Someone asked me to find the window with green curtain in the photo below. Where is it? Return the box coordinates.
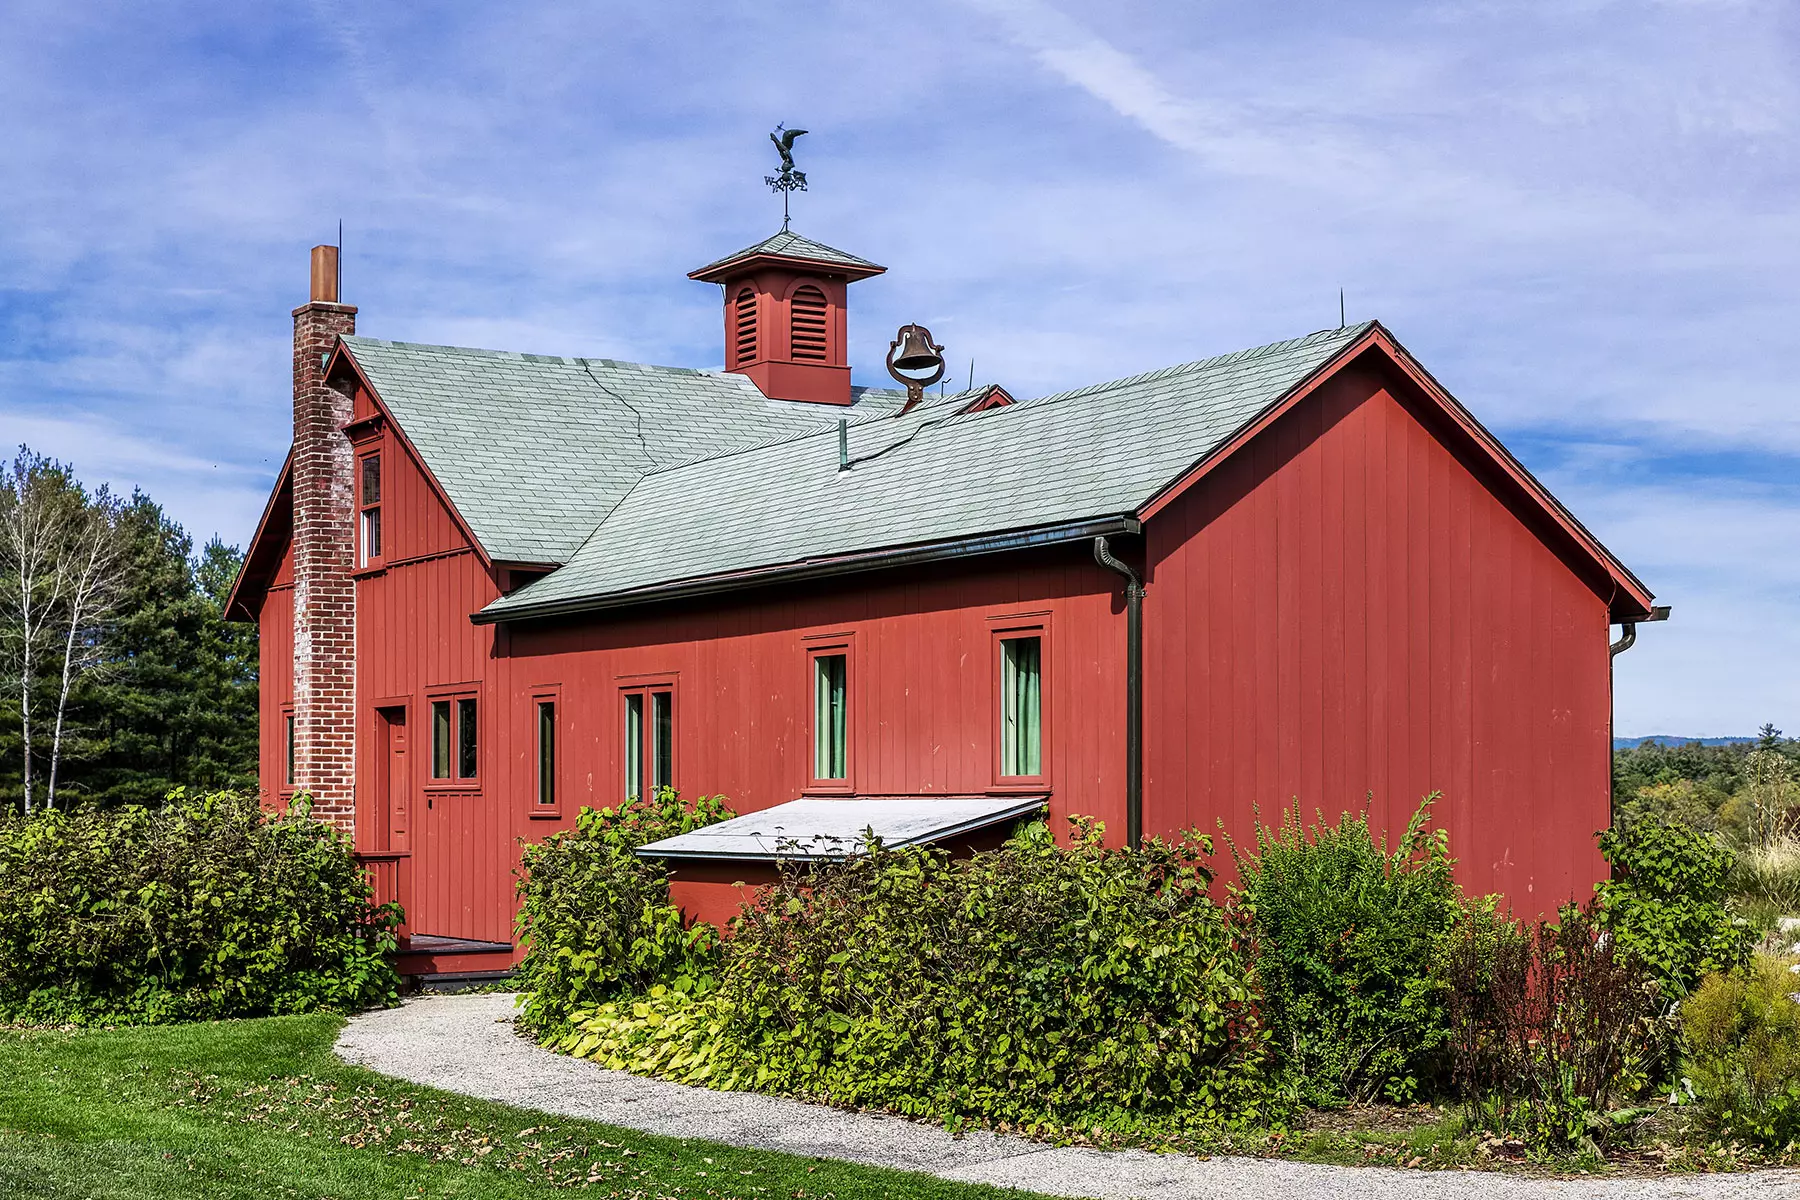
[457,697,479,779]
[1001,636,1042,777]
[624,693,644,801]
[431,700,451,779]
[651,691,672,790]
[814,653,847,780]
[537,699,556,806]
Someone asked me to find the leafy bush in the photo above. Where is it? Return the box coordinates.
[1595,818,1753,1002]
[1445,902,1665,1154]
[558,819,1271,1136]
[514,788,734,1037]
[1681,954,1800,1146]
[0,790,399,1024]
[1228,797,1460,1105]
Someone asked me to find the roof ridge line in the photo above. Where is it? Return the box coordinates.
[1022,322,1373,409]
[622,324,1374,485]
[632,385,993,479]
[346,335,746,381]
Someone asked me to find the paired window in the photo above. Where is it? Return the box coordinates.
[812,651,848,783]
[622,687,673,801]
[429,693,478,783]
[358,453,382,566]
[999,636,1043,778]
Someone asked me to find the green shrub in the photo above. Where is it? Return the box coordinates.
[514,788,733,1037]
[1595,818,1753,1001]
[1228,797,1461,1105]
[0,790,399,1024]
[1681,954,1800,1147]
[558,819,1271,1136]
[1445,901,1665,1155]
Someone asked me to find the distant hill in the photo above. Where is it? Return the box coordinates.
[1613,735,1757,750]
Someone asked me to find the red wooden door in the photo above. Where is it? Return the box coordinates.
[380,708,411,854]
[361,706,414,931]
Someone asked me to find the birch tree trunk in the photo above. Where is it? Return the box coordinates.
[1,450,95,814]
[44,493,127,811]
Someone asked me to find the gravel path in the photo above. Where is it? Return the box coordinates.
[336,994,1800,1200]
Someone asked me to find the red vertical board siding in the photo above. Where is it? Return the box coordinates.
[498,548,1127,843]
[1143,363,1612,914]
[256,540,295,801]
[260,353,1618,941]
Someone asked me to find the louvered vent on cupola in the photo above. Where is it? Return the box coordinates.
[790,285,828,361]
[689,232,885,405]
[733,287,758,368]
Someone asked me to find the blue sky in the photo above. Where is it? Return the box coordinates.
[2,0,1795,735]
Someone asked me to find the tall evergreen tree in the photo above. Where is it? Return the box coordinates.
[0,452,257,810]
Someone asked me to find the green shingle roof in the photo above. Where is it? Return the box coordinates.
[690,229,885,279]
[479,323,1374,619]
[343,337,916,564]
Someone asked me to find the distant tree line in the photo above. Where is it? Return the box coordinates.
[0,447,257,811]
[1613,723,1799,846]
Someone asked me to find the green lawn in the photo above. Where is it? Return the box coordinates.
[0,1014,1058,1200]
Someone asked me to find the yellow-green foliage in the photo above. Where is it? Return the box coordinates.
[557,819,1270,1137]
[1682,954,1800,1147]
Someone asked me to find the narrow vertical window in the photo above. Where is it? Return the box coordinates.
[283,710,296,787]
[814,653,847,781]
[536,699,556,807]
[431,699,451,780]
[651,691,673,791]
[1001,636,1043,777]
[359,453,382,566]
[456,697,479,780]
[623,693,644,801]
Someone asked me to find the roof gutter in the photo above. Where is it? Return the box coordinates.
[1092,536,1144,851]
[472,515,1143,626]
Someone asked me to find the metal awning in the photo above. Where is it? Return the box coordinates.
[635,795,1047,863]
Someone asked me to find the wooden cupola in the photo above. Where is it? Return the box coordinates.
[689,230,886,406]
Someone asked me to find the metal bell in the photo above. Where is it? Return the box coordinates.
[889,324,943,373]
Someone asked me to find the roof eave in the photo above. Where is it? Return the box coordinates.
[687,252,887,285]
[472,514,1140,626]
[224,450,294,622]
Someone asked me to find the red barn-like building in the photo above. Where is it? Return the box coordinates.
[229,234,1662,977]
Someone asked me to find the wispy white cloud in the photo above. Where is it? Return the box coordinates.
[1,0,1796,730]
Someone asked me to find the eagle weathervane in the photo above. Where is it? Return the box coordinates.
[765,124,808,230]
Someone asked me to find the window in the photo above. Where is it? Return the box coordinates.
[282,707,296,788]
[622,685,674,801]
[790,284,827,361]
[359,453,382,566]
[813,653,847,781]
[652,691,672,791]
[1000,636,1043,777]
[536,698,556,808]
[428,692,478,783]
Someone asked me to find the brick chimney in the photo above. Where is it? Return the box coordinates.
[291,245,357,834]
